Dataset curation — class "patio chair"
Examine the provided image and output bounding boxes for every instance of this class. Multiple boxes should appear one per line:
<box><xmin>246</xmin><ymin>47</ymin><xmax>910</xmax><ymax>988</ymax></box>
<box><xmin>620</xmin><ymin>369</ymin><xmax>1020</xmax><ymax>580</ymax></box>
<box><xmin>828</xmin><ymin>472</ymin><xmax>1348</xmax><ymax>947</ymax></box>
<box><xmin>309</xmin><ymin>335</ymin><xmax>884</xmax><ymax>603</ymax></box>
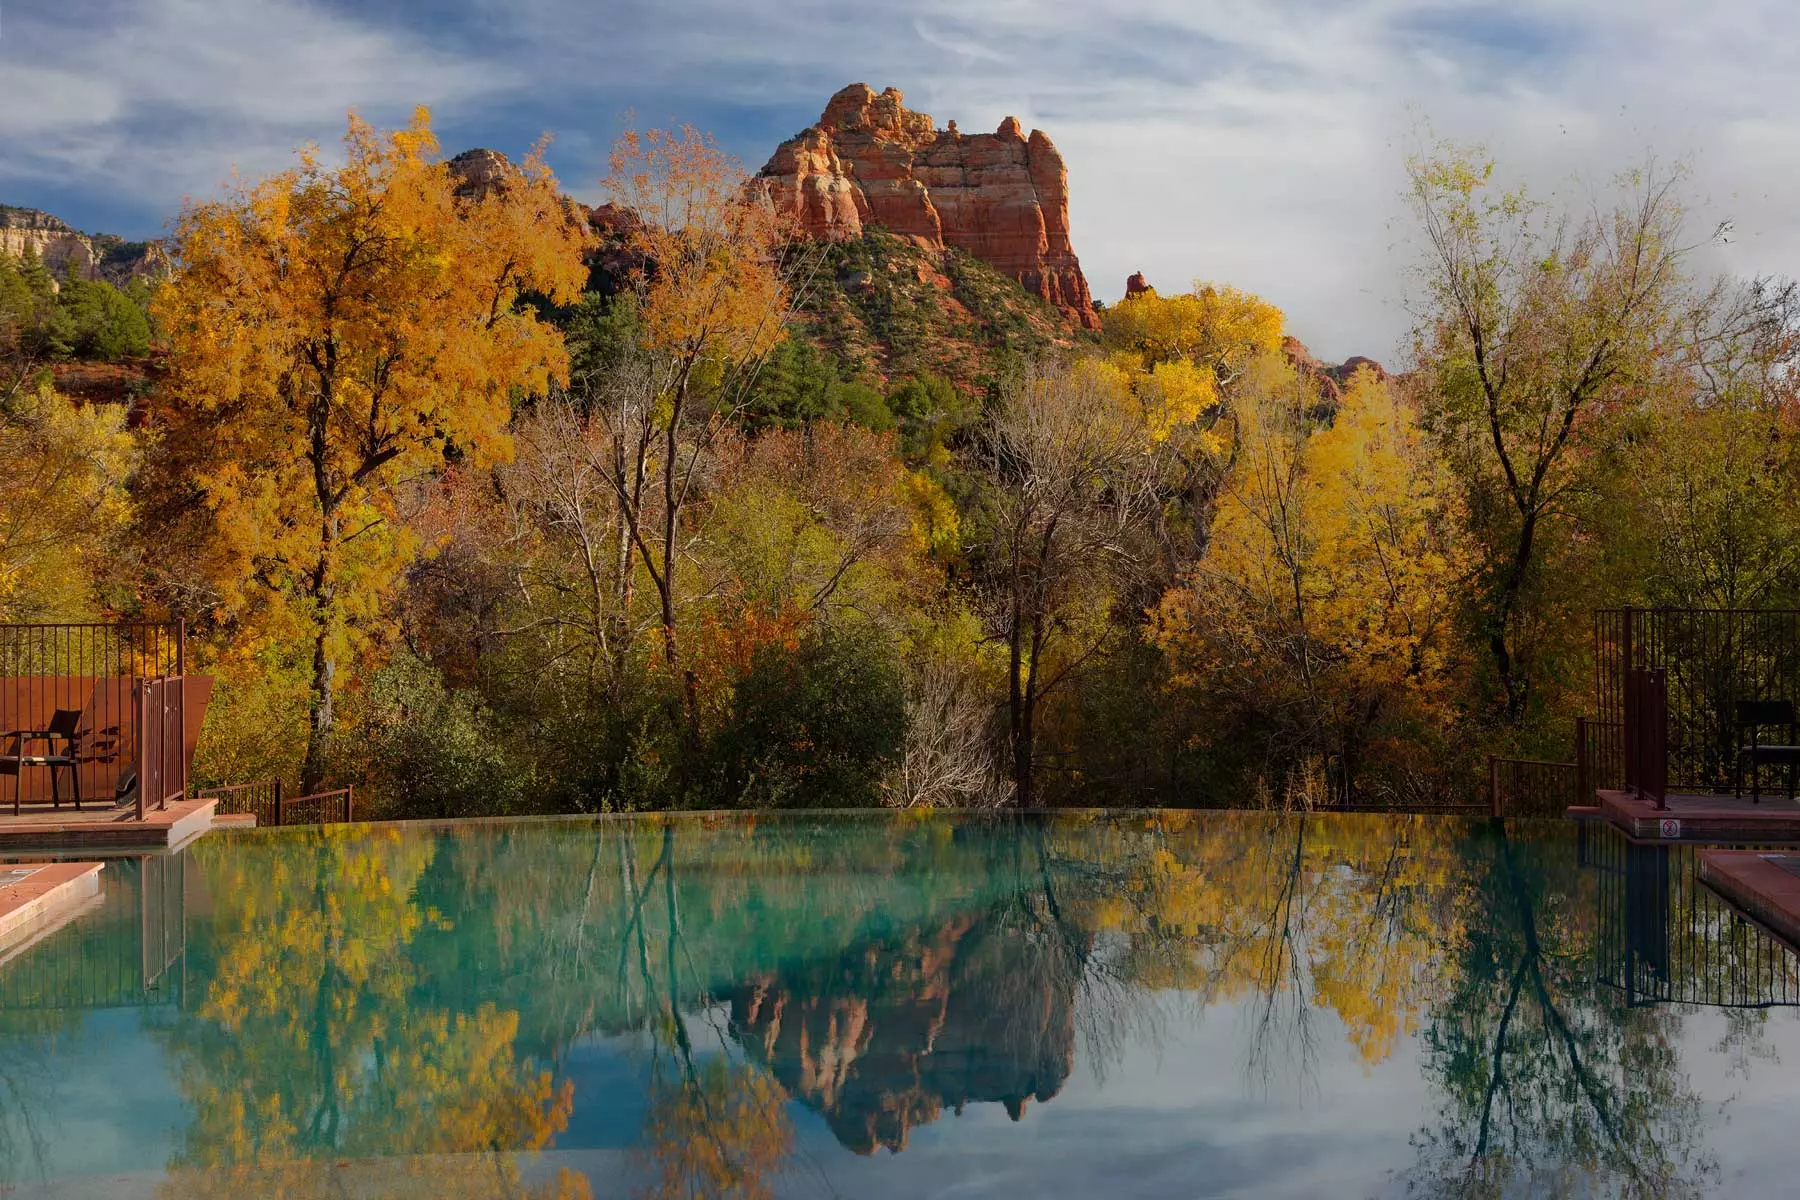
<box><xmin>1</xmin><ymin>708</ymin><xmax>86</xmax><ymax>815</ymax></box>
<box><xmin>1734</xmin><ymin>699</ymin><xmax>1800</xmax><ymax>803</ymax></box>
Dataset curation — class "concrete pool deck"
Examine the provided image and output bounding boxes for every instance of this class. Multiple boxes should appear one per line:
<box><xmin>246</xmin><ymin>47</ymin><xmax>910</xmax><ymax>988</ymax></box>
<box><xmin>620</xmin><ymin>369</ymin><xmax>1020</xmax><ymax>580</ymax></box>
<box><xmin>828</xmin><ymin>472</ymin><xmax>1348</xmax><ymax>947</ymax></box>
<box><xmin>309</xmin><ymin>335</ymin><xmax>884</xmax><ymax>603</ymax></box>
<box><xmin>0</xmin><ymin>795</ymin><xmax>216</xmax><ymax>853</ymax></box>
<box><xmin>0</xmin><ymin>860</ymin><xmax>105</xmax><ymax>961</ymax></box>
<box><xmin>1588</xmin><ymin>788</ymin><xmax>1800</xmax><ymax>843</ymax></box>
<box><xmin>1698</xmin><ymin>850</ymin><xmax>1800</xmax><ymax>954</ymax></box>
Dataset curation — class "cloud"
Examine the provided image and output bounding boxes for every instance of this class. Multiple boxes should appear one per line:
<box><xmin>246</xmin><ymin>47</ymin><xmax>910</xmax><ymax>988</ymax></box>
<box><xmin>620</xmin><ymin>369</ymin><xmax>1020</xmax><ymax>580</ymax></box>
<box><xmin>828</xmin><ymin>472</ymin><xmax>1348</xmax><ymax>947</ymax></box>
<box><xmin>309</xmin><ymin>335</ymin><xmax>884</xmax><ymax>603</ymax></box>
<box><xmin>0</xmin><ymin>0</ymin><xmax>510</xmax><ymax>210</ymax></box>
<box><xmin>4</xmin><ymin>0</ymin><xmax>1797</xmax><ymax>359</ymax></box>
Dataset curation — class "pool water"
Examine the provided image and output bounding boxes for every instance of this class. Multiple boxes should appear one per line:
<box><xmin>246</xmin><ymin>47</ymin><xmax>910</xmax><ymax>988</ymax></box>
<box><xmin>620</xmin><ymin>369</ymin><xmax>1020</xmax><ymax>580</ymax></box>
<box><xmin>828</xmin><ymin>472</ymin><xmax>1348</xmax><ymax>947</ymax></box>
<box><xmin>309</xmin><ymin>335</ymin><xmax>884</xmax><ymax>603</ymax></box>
<box><xmin>2</xmin><ymin>810</ymin><xmax>1799</xmax><ymax>1197</ymax></box>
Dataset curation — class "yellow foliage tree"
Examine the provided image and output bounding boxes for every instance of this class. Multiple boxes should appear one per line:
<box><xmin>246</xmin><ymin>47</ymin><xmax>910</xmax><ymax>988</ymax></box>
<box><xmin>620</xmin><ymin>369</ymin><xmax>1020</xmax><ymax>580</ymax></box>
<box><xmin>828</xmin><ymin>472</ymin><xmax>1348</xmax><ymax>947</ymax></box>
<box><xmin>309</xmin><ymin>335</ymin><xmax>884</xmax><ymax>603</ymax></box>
<box><xmin>0</xmin><ymin>380</ymin><xmax>135</xmax><ymax>620</ymax></box>
<box><xmin>1101</xmin><ymin>280</ymin><xmax>1285</xmax><ymax>444</ymax></box>
<box><xmin>1153</xmin><ymin>357</ymin><xmax>1468</xmax><ymax>799</ymax></box>
<box><xmin>154</xmin><ymin>108</ymin><xmax>590</xmax><ymax>789</ymax></box>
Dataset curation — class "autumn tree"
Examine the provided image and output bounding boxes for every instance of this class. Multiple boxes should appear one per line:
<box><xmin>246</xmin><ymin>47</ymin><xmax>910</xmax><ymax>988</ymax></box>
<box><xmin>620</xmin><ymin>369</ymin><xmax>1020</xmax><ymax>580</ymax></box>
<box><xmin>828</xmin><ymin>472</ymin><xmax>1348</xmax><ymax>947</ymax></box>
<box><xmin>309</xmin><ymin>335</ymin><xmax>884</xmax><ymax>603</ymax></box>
<box><xmin>154</xmin><ymin>108</ymin><xmax>589</xmax><ymax>789</ymax></box>
<box><xmin>1407</xmin><ymin>149</ymin><xmax>1692</xmax><ymax>725</ymax></box>
<box><xmin>1153</xmin><ymin>357</ymin><xmax>1468</xmax><ymax>802</ymax></box>
<box><xmin>1603</xmin><ymin>277</ymin><xmax>1800</xmax><ymax>610</ymax></box>
<box><xmin>980</xmin><ymin>359</ymin><xmax>1167</xmax><ymax>807</ymax></box>
<box><xmin>587</xmin><ymin>127</ymin><xmax>804</xmax><ymax>731</ymax></box>
<box><xmin>1100</xmin><ymin>280</ymin><xmax>1286</xmax><ymax>567</ymax></box>
<box><xmin>0</xmin><ymin>259</ymin><xmax>135</xmax><ymax>617</ymax></box>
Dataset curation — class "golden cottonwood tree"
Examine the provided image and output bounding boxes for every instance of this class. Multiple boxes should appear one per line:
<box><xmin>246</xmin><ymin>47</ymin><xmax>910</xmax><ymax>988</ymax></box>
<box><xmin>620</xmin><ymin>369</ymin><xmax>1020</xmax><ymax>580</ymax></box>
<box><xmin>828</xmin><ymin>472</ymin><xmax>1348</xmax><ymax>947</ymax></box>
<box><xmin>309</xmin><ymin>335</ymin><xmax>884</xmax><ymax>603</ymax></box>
<box><xmin>0</xmin><ymin>381</ymin><xmax>134</xmax><ymax>620</ymax></box>
<box><xmin>155</xmin><ymin>109</ymin><xmax>589</xmax><ymax>789</ymax></box>
<box><xmin>1154</xmin><ymin>358</ymin><xmax>1467</xmax><ymax>801</ymax></box>
<box><xmin>1098</xmin><ymin>280</ymin><xmax>1286</xmax><ymax>567</ymax></box>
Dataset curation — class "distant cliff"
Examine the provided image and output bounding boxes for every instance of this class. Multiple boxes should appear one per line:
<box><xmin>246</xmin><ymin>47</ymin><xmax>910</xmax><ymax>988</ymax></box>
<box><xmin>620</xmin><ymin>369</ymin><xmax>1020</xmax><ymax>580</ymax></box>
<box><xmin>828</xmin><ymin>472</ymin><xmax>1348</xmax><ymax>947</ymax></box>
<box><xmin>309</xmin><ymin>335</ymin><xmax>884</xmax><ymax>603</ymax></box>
<box><xmin>0</xmin><ymin>205</ymin><xmax>168</xmax><ymax>285</ymax></box>
<box><xmin>760</xmin><ymin>83</ymin><xmax>1097</xmax><ymax>330</ymax></box>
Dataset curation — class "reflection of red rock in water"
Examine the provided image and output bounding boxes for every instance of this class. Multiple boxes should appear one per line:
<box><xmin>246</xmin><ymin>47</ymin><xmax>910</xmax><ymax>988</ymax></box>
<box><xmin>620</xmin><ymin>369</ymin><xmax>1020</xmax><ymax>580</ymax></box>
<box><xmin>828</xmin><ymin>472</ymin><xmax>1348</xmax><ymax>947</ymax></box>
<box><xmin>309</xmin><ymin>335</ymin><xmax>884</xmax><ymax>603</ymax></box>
<box><xmin>730</xmin><ymin>912</ymin><xmax>1078</xmax><ymax>1154</ymax></box>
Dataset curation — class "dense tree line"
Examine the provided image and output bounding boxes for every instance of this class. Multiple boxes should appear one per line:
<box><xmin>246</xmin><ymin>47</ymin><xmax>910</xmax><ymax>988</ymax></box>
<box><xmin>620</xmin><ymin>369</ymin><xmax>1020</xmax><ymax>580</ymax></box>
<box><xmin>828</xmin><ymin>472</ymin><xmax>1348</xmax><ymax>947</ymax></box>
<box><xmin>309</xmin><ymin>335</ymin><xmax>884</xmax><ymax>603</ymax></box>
<box><xmin>3</xmin><ymin>112</ymin><xmax>1797</xmax><ymax>812</ymax></box>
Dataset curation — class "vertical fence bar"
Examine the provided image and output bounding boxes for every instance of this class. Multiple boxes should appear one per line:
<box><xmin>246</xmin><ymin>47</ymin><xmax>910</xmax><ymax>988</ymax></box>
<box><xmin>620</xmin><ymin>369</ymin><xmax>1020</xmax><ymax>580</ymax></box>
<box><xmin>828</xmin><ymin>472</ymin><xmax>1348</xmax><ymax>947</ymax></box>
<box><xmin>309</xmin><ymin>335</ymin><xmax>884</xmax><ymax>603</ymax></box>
<box><xmin>1576</xmin><ymin>716</ymin><xmax>1590</xmax><ymax>803</ymax></box>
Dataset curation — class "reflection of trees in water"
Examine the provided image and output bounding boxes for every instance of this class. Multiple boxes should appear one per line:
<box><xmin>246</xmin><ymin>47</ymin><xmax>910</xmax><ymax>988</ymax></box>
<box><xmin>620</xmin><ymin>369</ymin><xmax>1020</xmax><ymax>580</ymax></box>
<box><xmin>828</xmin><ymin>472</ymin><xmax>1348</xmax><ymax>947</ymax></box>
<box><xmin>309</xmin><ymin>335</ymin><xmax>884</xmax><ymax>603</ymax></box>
<box><xmin>616</xmin><ymin>823</ymin><xmax>797</xmax><ymax>1199</ymax></box>
<box><xmin>1046</xmin><ymin>811</ymin><xmax>1467</xmax><ymax>1087</ymax></box>
<box><xmin>1401</xmin><ymin>823</ymin><xmax>1718</xmax><ymax>1198</ymax></box>
<box><xmin>0</xmin><ymin>1013</ymin><xmax>67</xmax><ymax>1185</ymax></box>
<box><xmin>154</xmin><ymin>826</ymin><xmax>588</xmax><ymax>1200</ymax></box>
<box><xmin>28</xmin><ymin>812</ymin><xmax>1771</xmax><ymax>1197</ymax></box>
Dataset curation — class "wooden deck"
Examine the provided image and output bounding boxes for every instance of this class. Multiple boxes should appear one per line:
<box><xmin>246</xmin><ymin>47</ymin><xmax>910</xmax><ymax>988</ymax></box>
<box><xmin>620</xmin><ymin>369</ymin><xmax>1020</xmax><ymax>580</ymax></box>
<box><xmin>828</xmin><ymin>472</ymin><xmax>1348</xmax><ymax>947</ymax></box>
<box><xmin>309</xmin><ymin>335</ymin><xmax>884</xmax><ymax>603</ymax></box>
<box><xmin>1587</xmin><ymin>788</ymin><xmax>1800</xmax><ymax>843</ymax></box>
<box><xmin>0</xmin><ymin>796</ymin><xmax>216</xmax><ymax>853</ymax></box>
<box><xmin>1698</xmin><ymin>850</ymin><xmax>1800</xmax><ymax>954</ymax></box>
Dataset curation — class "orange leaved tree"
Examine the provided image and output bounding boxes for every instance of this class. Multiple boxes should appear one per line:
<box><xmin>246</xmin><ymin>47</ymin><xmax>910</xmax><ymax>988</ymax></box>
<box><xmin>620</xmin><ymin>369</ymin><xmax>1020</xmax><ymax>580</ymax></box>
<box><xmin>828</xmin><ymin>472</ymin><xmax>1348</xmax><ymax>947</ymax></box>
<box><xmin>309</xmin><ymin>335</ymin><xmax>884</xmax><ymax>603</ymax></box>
<box><xmin>155</xmin><ymin>108</ymin><xmax>589</xmax><ymax>790</ymax></box>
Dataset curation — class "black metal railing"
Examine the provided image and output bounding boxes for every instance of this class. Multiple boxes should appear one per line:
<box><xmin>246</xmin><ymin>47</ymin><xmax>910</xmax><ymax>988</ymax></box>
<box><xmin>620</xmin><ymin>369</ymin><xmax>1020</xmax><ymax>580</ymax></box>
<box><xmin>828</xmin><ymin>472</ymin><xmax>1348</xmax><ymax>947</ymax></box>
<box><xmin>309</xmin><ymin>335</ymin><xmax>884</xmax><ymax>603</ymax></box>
<box><xmin>281</xmin><ymin>785</ymin><xmax>354</xmax><ymax>826</ymax></box>
<box><xmin>1596</xmin><ymin>608</ymin><xmax>1800</xmax><ymax>794</ymax></box>
<box><xmin>1587</xmin><ymin>824</ymin><xmax>1800</xmax><ymax>1008</ymax></box>
<box><xmin>1487</xmin><ymin>754</ymin><xmax>1578</xmax><ymax>817</ymax></box>
<box><xmin>198</xmin><ymin>778</ymin><xmax>285</xmax><ymax>827</ymax></box>
<box><xmin>200</xmin><ymin>779</ymin><xmax>353</xmax><ymax>827</ymax></box>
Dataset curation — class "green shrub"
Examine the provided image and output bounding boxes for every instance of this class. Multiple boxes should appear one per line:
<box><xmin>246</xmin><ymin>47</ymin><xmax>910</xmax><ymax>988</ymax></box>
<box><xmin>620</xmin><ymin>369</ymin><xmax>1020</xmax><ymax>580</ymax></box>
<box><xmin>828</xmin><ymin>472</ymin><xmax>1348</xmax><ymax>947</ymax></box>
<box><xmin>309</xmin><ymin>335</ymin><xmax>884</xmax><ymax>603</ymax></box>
<box><xmin>353</xmin><ymin>653</ymin><xmax>530</xmax><ymax>820</ymax></box>
<box><xmin>715</xmin><ymin>625</ymin><xmax>905</xmax><ymax>807</ymax></box>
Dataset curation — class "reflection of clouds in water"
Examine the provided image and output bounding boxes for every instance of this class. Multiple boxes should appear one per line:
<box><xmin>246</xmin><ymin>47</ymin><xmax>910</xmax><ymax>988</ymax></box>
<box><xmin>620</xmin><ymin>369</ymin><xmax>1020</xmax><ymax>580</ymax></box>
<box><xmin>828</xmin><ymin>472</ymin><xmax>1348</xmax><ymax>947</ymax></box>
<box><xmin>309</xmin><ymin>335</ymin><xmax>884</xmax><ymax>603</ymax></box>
<box><xmin>4</xmin><ymin>816</ymin><xmax>1800</xmax><ymax>1197</ymax></box>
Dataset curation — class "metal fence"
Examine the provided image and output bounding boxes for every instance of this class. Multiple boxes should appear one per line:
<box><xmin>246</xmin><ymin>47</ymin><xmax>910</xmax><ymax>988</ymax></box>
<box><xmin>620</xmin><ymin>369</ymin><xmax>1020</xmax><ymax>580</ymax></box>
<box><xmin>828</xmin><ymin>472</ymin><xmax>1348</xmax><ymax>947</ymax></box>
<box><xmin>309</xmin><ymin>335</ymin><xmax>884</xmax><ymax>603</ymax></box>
<box><xmin>1595</xmin><ymin>608</ymin><xmax>1800</xmax><ymax>794</ymax></box>
<box><xmin>0</xmin><ymin>853</ymin><xmax>189</xmax><ymax>1012</ymax></box>
<box><xmin>282</xmin><ymin>785</ymin><xmax>354</xmax><ymax>826</ymax></box>
<box><xmin>199</xmin><ymin>778</ymin><xmax>285</xmax><ymax>826</ymax></box>
<box><xmin>1487</xmin><ymin>755</ymin><xmax>1578</xmax><ymax>817</ymax></box>
<box><xmin>200</xmin><ymin>779</ymin><xmax>353</xmax><ymax>827</ymax></box>
<box><xmin>1586</xmin><ymin>823</ymin><xmax>1800</xmax><ymax>1008</ymax></box>
<box><xmin>1</xmin><ymin>621</ymin><xmax>186</xmax><ymax>815</ymax></box>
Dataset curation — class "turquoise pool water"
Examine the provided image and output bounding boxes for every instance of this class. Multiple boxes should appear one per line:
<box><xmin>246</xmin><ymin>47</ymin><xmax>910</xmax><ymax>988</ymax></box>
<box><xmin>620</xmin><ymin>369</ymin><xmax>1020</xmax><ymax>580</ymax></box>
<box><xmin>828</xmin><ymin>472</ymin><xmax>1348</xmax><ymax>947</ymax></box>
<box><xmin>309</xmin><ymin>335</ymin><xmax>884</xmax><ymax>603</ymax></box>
<box><xmin>2</xmin><ymin>811</ymin><xmax>1798</xmax><ymax>1197</ymax></box>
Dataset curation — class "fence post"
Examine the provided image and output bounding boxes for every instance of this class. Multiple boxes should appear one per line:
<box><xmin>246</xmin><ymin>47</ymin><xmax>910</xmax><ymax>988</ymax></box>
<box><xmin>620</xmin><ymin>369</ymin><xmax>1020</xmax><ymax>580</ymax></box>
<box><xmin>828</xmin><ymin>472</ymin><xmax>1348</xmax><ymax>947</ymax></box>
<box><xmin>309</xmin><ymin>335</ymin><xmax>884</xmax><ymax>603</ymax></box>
<box><xmin>344</xmin><ymin>784</ymin><xmax>354</xmax><ymax>824</ymax></box>
<box><xmin>275</xmin><ymin>778</ymin><xmax>285</xmax><ymax>827</ymax></box>
<box><xmin>175</xmin><ymin>617</ymin><xmax>186</xmax><ymax>678</ymax></box>
<box><xmin>1489</xmin><ymin>755</ymin><xmax>1502</xmax><ymax>818</ymax></box>
<box><xmin>134</xmin><ymin>680</ymin><xmax>146</xmax><ymax>821</ymax></box>
<box><xmin>1576</xmin><ymin>716</ymin><xmax>1590</xmax><ymax>804</ymax></box>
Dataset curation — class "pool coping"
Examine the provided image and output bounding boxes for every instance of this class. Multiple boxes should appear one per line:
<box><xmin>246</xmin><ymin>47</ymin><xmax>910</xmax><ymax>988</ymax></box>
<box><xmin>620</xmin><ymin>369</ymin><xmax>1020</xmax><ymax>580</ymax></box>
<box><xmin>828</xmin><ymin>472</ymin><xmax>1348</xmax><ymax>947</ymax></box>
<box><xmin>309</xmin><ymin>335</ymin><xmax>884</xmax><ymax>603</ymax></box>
<box><xmin>0</xmin><ymin>861</ymin><xmax>106</xmax><ymax>959</ymax></box>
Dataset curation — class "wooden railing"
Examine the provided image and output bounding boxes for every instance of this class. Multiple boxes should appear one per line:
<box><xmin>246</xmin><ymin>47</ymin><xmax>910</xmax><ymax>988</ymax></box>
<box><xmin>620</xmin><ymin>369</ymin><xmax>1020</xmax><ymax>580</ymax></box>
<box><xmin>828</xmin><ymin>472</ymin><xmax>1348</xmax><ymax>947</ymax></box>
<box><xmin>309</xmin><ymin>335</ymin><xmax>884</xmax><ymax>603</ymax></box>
<box><xmin>201</xmin><ymin>779</ymin><xmax>352</xmax><ymax>827</ymax></box>
<box><xmin>283</xmin><ymin>786</ymin><xmax>354</xmax><ymax>826</ymax></box>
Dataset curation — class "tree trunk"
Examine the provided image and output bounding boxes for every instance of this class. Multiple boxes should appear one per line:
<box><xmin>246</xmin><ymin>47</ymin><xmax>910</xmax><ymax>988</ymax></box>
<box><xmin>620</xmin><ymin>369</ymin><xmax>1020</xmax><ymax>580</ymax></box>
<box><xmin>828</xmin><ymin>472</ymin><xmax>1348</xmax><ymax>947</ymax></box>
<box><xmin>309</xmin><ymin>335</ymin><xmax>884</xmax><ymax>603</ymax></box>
<box><xmin>300</xmin><ymin>512</ymin><xmax>339</xmax><ymax>794</ymax></box>
<box><xmin>1490</xmin><ymin>509</ymin><xmax>1539</xmax><ymax>723</ymax></box>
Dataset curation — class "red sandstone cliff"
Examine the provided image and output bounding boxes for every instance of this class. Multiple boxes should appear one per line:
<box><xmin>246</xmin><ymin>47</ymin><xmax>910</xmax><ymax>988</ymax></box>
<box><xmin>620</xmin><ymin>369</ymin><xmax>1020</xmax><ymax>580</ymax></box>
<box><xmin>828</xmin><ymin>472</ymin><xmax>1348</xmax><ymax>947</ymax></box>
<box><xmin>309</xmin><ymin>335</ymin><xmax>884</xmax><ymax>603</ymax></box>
<box><xmin>761</xmin><ymin>84</ymin><xmax>1098</xmax><ymax>329</ymax></box>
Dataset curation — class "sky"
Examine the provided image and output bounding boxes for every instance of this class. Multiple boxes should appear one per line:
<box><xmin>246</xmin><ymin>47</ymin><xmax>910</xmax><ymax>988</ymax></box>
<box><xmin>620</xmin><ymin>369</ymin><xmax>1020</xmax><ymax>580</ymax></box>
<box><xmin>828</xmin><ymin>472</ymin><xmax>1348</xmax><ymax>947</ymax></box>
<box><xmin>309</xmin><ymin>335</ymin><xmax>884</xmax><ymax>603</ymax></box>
<box><xmin>2</xmin><ymin>0</ymin><xmax>1796</xmax><ymax>360</ymax></box>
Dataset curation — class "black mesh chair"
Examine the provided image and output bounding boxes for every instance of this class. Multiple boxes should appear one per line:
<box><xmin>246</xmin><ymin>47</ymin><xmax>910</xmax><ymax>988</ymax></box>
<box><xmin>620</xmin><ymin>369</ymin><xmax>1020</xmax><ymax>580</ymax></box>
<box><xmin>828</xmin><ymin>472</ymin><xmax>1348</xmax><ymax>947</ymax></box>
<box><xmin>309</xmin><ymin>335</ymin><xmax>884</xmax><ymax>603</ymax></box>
<box><xmin>1</xmin><ymin>708</ymin><xmax>85</xmax><ymax>815</ymax></box>
<box><xmin>1735</xmin><ymin>699</ymin><xmax>1800</xmax><ymax>803</ymax></box>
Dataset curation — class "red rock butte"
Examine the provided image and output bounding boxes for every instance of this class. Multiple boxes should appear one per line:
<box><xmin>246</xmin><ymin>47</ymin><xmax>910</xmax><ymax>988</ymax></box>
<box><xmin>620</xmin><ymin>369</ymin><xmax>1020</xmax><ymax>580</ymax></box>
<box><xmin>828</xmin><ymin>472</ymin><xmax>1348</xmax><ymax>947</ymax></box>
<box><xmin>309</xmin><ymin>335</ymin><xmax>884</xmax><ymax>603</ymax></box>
<box><xmin>760</xmin><ymin>83</ymin><xmax>1099</xmax><ymax>329</ymax></box>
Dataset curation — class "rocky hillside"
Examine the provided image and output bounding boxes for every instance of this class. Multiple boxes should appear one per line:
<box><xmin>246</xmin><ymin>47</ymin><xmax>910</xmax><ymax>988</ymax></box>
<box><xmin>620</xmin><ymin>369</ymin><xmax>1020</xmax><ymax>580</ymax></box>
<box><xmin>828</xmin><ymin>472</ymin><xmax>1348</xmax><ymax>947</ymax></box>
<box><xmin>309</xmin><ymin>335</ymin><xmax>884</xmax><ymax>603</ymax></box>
<box><xmin>794</xmin><ymin>229</ymin><xmax>1089</xmax><ymax>393</ymax></box>
<box><xmin>0</xmin><ymin>205</ymin><xmax>168</xmax><ymax>285</ymax></box>
<box><xmin>761</xmin><ymin>84</ymin><xmax>1097</xmax><ymax>330</ymax></box>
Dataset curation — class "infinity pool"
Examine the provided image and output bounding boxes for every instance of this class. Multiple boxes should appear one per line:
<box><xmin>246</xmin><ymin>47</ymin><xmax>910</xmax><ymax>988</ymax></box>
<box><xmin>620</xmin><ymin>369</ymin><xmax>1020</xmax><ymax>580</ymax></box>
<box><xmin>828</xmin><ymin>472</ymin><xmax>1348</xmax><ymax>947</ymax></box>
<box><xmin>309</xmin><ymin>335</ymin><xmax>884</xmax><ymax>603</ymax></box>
<box><xmin>2</xmin><ymin>811</ymin><xmax>1798</xmax><ymax>1197</ymax></box>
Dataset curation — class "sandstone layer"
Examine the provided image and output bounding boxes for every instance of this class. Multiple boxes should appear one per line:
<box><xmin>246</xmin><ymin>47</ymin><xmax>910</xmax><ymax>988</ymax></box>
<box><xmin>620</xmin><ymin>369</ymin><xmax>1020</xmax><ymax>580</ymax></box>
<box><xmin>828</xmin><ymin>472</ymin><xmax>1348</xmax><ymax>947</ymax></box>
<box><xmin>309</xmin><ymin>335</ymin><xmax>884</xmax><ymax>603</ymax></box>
<box><xmin>0</xmin><ymin>205</ymin><xmax>168</xmax><ymax>285</ymax></box>
<box><xmin>761</xmin><ymin>84</ymin><xmax>1097</xmax><ymax>329</ymax></box>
